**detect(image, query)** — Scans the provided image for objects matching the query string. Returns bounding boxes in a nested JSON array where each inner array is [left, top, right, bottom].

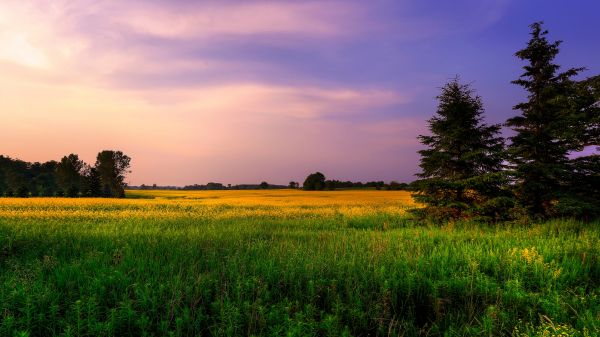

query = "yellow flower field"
[[0, 189, 417, 221]]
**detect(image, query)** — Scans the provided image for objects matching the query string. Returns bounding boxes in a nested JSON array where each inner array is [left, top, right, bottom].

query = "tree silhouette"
[[303, 172, 325, 191], [95, 150, 131, 198], [56, 154, 84, 197], [414, 78, 511, 220], [506, 22, 585, 217]]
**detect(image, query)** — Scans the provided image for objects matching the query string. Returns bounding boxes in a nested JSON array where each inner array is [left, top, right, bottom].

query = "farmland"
[[0, 190, 598, 336]]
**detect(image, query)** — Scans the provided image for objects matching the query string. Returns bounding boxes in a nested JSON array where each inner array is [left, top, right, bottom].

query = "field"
[[0, 190, 598, 336]]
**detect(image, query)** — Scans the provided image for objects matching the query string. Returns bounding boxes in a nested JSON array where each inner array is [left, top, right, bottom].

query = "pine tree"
[[559, 75, 600, 218], [506, 22, 584, 218], [414, 78, 511, 221]]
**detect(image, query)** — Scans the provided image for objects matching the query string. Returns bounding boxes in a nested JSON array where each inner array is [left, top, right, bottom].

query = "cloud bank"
[[0, 0, 523, 184]]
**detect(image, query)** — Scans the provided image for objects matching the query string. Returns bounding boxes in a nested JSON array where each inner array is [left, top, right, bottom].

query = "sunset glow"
[[1, 0, 598, 185]]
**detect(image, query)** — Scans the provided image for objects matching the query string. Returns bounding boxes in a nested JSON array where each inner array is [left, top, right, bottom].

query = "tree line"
[[0, 150, 131, 198], [132, 180, 407, 191], [131, 182, 290, 190], [300, 172, 409, 191], [413, 22, 599, 221]]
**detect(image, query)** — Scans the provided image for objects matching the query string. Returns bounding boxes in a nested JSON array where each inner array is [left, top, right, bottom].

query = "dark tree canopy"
[[414, 78, 511, 220], [0, 151, 131, 198], [56, 154, 85, 197], [81, 165, 102, 197], [95, 150, 131, 198], [303, 172, 326, 191], [1, 157, 30, 197]]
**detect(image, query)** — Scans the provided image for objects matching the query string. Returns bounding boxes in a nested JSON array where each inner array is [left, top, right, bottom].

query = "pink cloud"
[[120, 2, 364, 39], [4, 0, 493, 184]]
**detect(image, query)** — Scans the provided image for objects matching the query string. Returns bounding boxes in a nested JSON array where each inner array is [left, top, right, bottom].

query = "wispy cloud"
[[120, 1, 364, 39], [0, 0, 518, 183]]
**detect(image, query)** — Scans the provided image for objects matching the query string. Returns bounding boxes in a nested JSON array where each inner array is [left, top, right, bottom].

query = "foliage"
[[0, 151, 130, 198], [386, 181, 409, 190], [95, 150, 131, 198], [56, 154, 85, 197], [506, 22, 598, 218], [414, 79, 511, 221], [303, 172, 326, 190]]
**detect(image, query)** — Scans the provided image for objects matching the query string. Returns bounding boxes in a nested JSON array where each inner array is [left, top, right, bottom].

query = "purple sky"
[[1, 0, 599, 185]]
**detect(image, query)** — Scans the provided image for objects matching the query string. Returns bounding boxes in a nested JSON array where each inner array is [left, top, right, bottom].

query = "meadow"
[[0, 190, 598, 336]]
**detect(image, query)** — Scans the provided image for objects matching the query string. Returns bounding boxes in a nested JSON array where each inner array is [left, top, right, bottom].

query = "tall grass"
[[0, 190, 598, 336]]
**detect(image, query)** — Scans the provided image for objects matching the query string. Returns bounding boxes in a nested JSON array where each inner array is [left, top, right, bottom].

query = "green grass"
[[0, 192, 598, 336]]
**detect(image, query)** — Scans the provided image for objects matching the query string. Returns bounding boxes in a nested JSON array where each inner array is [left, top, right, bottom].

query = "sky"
[[1, 0, 599, 186]]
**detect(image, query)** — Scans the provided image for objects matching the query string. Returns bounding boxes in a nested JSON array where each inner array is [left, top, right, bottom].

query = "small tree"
[[56, 154, 84, 197], [387, 181, 407, 190], [325, 180, 336, 190], [303, 172, 325, 191], [414, 78, 511, 220], [259, 181, 269, 189], [81, 165, 102, 197], [95, 150, 131, 198], [32, 161, 59, 197]]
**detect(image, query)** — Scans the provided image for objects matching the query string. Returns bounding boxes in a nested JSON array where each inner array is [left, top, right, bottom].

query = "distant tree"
[[56, 154, 84, 197], [325, 180, 336, 190], [0, 152, 133, 198], [288, 181, 298, 189], [0, 156, 60, 197], [31, 161, 59, 196], [27, 162, 42, 197], [303, 172, 326, 191], [0, 156, 8, 196], [81, 165, 102, 197], [364, 181, 385, 190], [387, 181, 408, 190], [0, 156, 26, 197], [95, 150, 131, 198], [506, 22, 587, 218], [5, 159, 30, 197], [414, 78, 511, 220], [206, 182, 225, 190], [259, 181, 269, 189]]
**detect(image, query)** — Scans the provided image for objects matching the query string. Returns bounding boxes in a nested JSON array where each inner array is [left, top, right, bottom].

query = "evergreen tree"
[[414, 78, 510, 220], [559, 75, 600, 218], [506, 22, 584, 217]]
